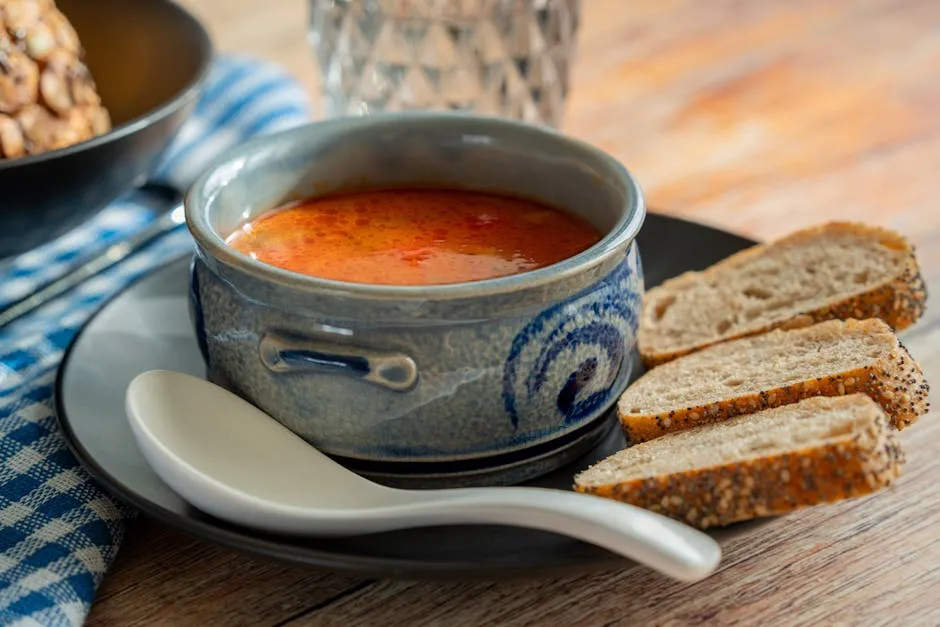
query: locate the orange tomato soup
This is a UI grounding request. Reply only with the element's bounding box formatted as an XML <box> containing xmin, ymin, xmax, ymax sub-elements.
<box><xmin>225</xmin><ymin>189</ymin><xmax>601</xmax><ymax>286</ymax></box>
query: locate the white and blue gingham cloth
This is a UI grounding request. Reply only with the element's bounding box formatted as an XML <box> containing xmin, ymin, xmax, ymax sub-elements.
<box><xmin>0</xmin><ymin>54</ymin><xmax>311</xmax><ymax>626</ymax></box>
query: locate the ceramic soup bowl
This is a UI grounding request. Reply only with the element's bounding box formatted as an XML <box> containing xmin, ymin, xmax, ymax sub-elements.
<box><xmin>185</xmin><ymin>113</ymin><xmax>646</xmax><ymax>487</ymax></box>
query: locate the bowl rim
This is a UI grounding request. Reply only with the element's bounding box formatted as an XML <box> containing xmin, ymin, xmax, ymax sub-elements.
<box><xmin>0</xmin><ymin>0</ymin><xmax>213</xmax><ymax>173</ymax></box>
<box><xmin>186</xmin><ymin>112</ymin><xmax>646</xmax><ymax>301</ymax></box>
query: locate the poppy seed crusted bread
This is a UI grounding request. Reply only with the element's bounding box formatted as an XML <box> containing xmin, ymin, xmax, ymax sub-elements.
<box><xmin>619</xmin><ymin>318</ymin><xmax>929</xmax><ymax>443</ymax></box>
<box><xmin>575</xmin><ymin>395</ymin><xmax>904</xmax><ymax>529</ymax></box>
<box><xmin>638</xmin><ymin>222</ymin><xmax>927</xmax><ymax>367</ymax></box>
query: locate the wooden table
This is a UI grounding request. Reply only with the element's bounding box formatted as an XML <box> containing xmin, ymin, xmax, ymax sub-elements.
<box><xmin>86</xmin><ymin>0</ymin><xmax>940</xmax><ymax>624</ymax></box>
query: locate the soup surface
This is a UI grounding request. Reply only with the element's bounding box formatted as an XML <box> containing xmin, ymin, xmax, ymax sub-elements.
<box><xmin>225</xmin><ymin>189</ymin><xmax>602</xmax><ymax>285</ymax></box>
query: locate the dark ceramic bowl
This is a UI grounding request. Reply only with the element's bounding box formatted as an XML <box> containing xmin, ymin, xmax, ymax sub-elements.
<box><xmin>186</xmin><ymin>113</ymin><xmax>647</xmax><ymax>487</ymax></box>
<box><xmin>0</xmin><ymin>0</ymin><xmax>213</xmax><ymax>258</ymax></box>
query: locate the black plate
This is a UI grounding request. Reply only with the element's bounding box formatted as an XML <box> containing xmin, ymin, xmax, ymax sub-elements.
<box><xmin>55</xmin><ymin>213</ymin><xmax>757</xmax><ymax>579</ymax></box>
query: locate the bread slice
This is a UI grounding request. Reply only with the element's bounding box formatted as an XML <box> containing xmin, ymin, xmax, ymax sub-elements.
<box><xmin>576</xmin><ymin>395</ymin><xmax>904</xmax><ymax>529</ymax></box>
<box><xmin>639</xmin><ymin>222</ymin><xmax>927</xmax><ymax>367</ymax></box>
<box><xmin>619</xmin><ymin>318</ymin><xmax>929</xmax><ymax>443</ymax></box>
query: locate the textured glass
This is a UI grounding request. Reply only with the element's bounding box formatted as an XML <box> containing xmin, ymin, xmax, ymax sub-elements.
<box><xmin>308</xmin><ymin>0</ymin><xmax>581</xmax><ymax>127</ymax></box>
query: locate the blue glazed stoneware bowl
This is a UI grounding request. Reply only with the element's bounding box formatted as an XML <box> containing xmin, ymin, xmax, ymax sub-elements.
<box><xmin>185</xmin><ymin>113</ymin><xmax>646</xmax><ymax>487</ymax></box>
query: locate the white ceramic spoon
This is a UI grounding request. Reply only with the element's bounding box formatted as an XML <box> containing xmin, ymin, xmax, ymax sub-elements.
<box><xmin>125</xmin><ymin>369</ymin><xmax>722</xmax><ymax>582</ymax></box>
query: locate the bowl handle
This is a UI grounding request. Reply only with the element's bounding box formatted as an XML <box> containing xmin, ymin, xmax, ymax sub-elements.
<box><xmin>258</xmin><ymin>331</ymin><xmax>418</xmax><ymax>392</ymax></box>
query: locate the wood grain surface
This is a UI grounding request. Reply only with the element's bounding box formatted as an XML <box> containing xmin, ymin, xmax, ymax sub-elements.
<box><xmin>85</xmin><ymin>0</ymin><xmax>940</xmax><ymax>624</ymax></box>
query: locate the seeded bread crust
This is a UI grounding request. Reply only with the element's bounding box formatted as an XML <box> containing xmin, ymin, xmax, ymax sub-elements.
<box><xmin>620</xmin><ymin>320</ymin><xmax>930</xmax><ymax>443</ymax></box>
<box><xmin>576</xmin><ymin>402</ymin><xmax>904</xmax><ymax>530</ymax></box>
<box><xmin>640</xmin><ymin>222</ymin><xmax>928</xmax><ymax>368</ymax></box>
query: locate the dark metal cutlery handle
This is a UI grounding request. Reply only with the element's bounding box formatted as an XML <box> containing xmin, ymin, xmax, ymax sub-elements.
<box><xmin>0</xmin><ymin>206</ymin><xmax>186</xmax><ymax>328</ymax></box>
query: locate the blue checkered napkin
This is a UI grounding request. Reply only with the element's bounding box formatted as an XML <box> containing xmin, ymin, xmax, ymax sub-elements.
<box><xmin>0</xmin><ymin>54</ymin><xmax>311</xmax><ymax>626</ymax></box>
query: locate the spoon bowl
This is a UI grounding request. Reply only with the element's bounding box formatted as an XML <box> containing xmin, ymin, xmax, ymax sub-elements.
<box><xmin>125</xmin><ymin>369</ymin><xmax>722</xmax><ymax>582</ymax></box>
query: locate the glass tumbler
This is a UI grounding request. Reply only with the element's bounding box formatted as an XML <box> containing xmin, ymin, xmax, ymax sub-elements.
<box><xmin>308</xmin><ymin>0</ymin><xmax>581</xmax><ymax>127</ymax></box>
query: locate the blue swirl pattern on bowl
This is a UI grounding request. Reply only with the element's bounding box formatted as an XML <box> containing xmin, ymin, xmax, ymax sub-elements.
<box><xmin>504</xmin><ymin>247</ymin><xmax>641</xmax><ymax>431</ymax></box>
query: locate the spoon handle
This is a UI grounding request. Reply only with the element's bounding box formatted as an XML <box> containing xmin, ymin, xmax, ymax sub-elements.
<box><xmin>416</xmin><ymin>487</ymin><xmax>721</xmax><ymax>582</ymax></box>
